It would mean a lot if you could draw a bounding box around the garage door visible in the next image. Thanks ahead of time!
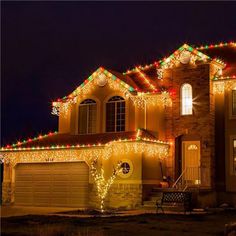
[15,162,89,207]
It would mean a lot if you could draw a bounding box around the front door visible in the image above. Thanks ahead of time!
[182,141,201,185]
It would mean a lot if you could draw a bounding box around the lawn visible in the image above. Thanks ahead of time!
[1,210,236,236]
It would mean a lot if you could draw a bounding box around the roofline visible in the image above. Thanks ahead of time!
[52,67,136,105]
[124,41,236,75]
[0,138,170,153]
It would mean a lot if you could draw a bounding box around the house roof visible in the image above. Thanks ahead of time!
[3,129,159,150]
[53,42,236,103]
[198,44,236,77]
[125,66,165,92]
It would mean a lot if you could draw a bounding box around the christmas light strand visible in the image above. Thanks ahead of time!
[90,159,122,212]
[196,41,236,50]
[135,67,157,91]
[51,67,136,108]
[1,129,169,151]
[1,140,169,168]
[3,131,58,149]
[213,79,236,94]
[51,42,234,114]
[124,42,235,75]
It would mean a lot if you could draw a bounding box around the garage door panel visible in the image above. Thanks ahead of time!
[15,162,89,207]
[70,174,88,180]
[51,187,69,193]
[15,180,34,186]
[52,174,70,181]
[33,174,52,181]
[16,175,34,181]
[34,186,52,192]
[34,199,51,206]
[15,187,33,193]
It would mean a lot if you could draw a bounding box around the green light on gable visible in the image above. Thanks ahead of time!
[129,87,135,92]
[188,46,193,52]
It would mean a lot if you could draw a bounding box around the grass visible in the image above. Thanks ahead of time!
[2,210,236,236]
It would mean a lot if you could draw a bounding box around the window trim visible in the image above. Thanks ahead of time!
[180,83,193,116]
[105,96,126,133]
[118,159,133,178]
[78,99,97,134]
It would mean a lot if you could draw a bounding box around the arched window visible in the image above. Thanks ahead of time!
[78,99,97,134]
[106,96,125,132]
[181,84,193,115]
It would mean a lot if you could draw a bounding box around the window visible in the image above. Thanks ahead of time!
[181,83,193,115]
[233,139,236,174]
[118,159,133,178]
[232,90,236,116]
[187,144,198,150]
[106,96,125,132]
[121,162,130,174]
[78,99,96,134]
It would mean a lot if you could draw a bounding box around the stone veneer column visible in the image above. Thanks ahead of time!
[2,162,14,204]
[88,183,142,210]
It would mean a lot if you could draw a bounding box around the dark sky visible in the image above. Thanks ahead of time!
[2,1,236,146]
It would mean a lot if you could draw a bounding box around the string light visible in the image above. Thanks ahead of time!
[1,131,169,210]
[3,131,58,149]
[130,91,172,108]
[213,79,236,94]
[124,42,235,75]
[135,67,157,91]
[90,159,122,212]
[51,67,136,116]
[196,41,236,50]
[51,42,234,113]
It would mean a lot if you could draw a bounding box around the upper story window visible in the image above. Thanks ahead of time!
[78,99,96,134]
[232,90,236,116]
[181,83,193,115]
[106,96,125,132]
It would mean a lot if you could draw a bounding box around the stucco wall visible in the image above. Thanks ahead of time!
[58,81,137,134]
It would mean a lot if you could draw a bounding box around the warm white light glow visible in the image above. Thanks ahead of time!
[181,84,193,115]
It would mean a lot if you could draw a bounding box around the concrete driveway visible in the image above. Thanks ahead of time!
[1,206,79,217]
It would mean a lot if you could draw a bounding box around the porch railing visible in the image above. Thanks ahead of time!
[172,167,201,191]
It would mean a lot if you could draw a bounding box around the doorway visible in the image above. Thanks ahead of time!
[182,141,201,185]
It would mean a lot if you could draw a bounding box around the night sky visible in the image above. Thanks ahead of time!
[2,2,236,146]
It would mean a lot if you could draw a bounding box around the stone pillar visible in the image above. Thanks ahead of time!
[2,162,14,204]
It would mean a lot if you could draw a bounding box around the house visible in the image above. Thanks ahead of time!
[1,42,236,209]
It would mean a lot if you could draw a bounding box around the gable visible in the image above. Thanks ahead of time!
[51,67,137,116]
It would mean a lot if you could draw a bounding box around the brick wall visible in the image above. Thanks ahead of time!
[164,63,215,188]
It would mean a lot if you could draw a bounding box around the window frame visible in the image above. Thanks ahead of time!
[78,99,97,134]
[106,96,126,132]
[118,159,133,178]
[181,83,193,116]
